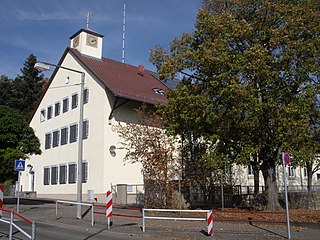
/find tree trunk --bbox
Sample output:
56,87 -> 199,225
253,162 -> 260,194
306,162 -> 313,192
261,159 -> 282,210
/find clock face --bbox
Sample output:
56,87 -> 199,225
86,34 -> 98,48
73,35 -> 79,48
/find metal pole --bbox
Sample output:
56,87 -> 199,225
31,221 -> 36,240
17,172 -> 21,214
56,201 -> 58,219
142,209 -> 145,232
282,153 -> 291,240
91,206 -> 94,226
9,211 -> 13,240
77,73 -> 85,219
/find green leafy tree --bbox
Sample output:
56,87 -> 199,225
0,105 -> 41,183
151,0 -> 319,209
0,54 -> 44,119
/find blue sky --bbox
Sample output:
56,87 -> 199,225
0,0 -> 201,79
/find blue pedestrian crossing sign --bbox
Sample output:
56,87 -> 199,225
14,159 -> 25,171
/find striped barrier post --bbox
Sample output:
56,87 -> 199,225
106,191 -> 112,229
207,210 -> 213,236
0,185 -> 4,217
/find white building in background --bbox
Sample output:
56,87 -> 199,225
20,28 -> 174,202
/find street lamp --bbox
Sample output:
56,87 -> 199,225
34,61 -> 85,219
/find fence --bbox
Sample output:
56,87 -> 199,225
55,200 -> 94,226
0,207 -> 36,240
142,208 -> 213,236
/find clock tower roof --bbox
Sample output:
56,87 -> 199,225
69,28 -> 104,40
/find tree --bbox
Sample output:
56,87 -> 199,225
0,105 -> 41,183
116,105 -> 176,208
151,0 -> 319,209
0,54 -> 44,119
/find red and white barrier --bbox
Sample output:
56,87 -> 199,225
106,191 -> 112,228
207,210 -> 213,236
0,185 -> 4,217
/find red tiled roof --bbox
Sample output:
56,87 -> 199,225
69,48 -> 168,104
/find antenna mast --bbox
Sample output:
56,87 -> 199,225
122,3 -> 126,63
86,12 -> 92,29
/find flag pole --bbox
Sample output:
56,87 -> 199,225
282,152 -> 291,240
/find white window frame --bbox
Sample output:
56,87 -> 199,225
69,123 -> 78,143
59,164 -> 67,184
40,108 -> 46,122
288,165 -> 295,178
54,101 -> 61,117
62,97 -> 69,113
83,120 -> 89,139
51,165 -> 58,185
68,162 -> 77,184
83,88 -> 89,104
71,92 -> 78,109
45,132 -> 52,150
52,129 -> 60,148
47,105 -> 53,120
43,166 -> 50,185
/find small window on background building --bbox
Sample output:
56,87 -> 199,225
82,162 -> 88,183
68,163 -> 77,184
288,165 -> 295,178
55,102 -> 61,116
83,88 -> 89,104
70,124 -> 78,143
304,167 -> 308,178
59,165 -> 67,184
83,120 -> 89,139
40,109 -> 46,122
45,132 -> 51,149
52,130 -> 59,148
60,127 -> 68,145
63,98 -> 69,113
44,167 -> 50,185
248,164 -> 254,176
51,166 -> 58,185
47,106 -> 53,120
72,93 -> 78,109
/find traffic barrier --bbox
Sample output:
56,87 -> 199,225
0,185 -> 3,217
106,191 -> 112,229
0,207 -> 36,240
207,210 -> 213,236
142,208 -> 213,236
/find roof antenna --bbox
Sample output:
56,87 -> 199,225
86,11 -> 92,29
122,3 -> 126,63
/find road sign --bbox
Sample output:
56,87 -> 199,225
14,159 -> 25,171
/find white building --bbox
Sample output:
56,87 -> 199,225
20,28 -> 172,202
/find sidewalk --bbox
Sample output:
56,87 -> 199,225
3,197 -> 319,240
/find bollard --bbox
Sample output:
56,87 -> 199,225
207,210 -> 213,236
106,191 -> 112,229
0,185 -> 3,217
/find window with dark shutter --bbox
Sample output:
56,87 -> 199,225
68,163 -> 77,184
47,106 -> 53,120
45,133 -> 51,149
83,89 -> 89,104
70,124 -> 78,143
51,166 -> 58,185
44,167 -> 50,185
61,127 -> 68,145
63,98 -> 69,113
55,102 -> 61,116
52,130 -> 59,147
59,165 -> 67,184
82,162 -> 88,183
72,93 -> 78,109
83,120 -> 89,139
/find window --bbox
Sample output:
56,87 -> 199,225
51,166 -> 58,185
304,167 -> 308,178
40,109 -> 46,122
44,167 -> 50,185
59,165 -> 67,184
82,162 -> 88,183
83,120 -> 89,139
68,163 -> 77,184
288,166 -> 295,178
63,97 -> 69,113
60,127 -> 68,145
45,132 -> 51,149
55,102 -> 61,116
52,130 -> 59,148
83,88 -> 89,104
70,124 -> 78,143
248,164 -> 253,176
72,93 -> 78,109
47,106 -> 53,120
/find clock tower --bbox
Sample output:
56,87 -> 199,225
70,29 -> 104,59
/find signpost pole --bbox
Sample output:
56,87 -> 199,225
17,172 -> 20,214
